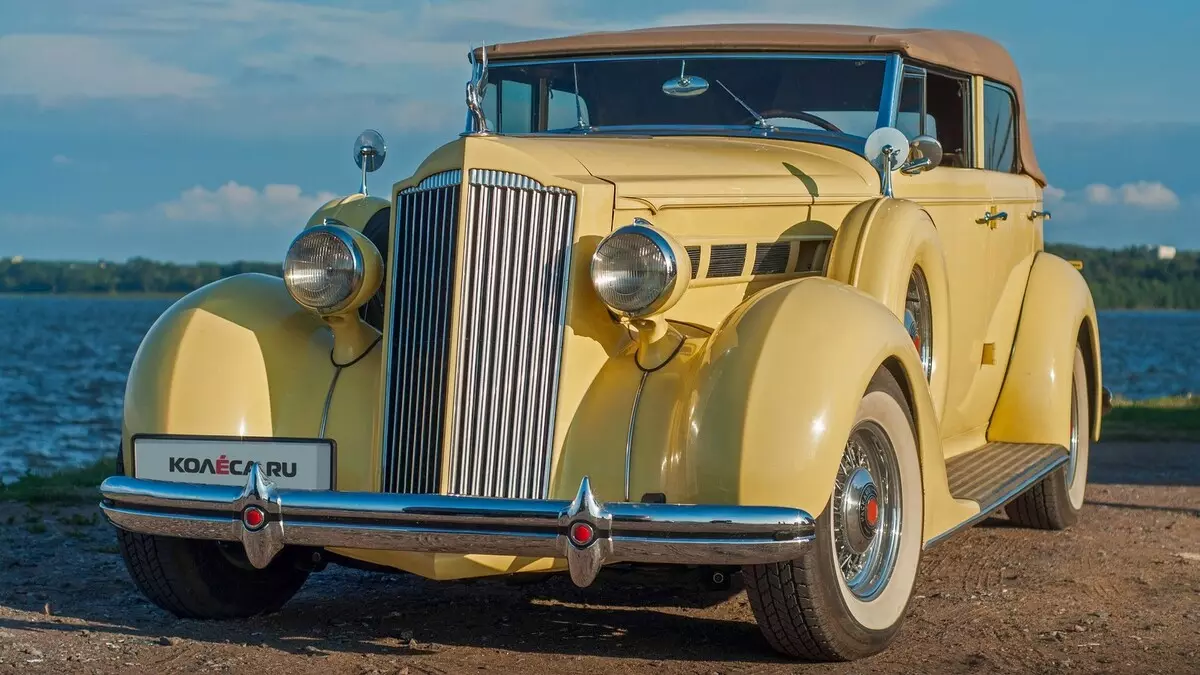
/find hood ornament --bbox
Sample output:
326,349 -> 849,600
464,44 -> 491,135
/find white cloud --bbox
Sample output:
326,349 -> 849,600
121,181 -> 338,227
1043,184 -> 1066,203
51,155 -> 72,165
1117,181 -> 1180,210
1084,181 -> 1179,210
1084,183 -> 1116,205
0,34 -> 217,104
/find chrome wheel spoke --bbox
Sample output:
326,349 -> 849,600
833,420 -> 903,601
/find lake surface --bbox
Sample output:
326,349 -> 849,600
0,296 -> 1197,481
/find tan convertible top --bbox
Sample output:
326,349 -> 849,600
479,24 -> 1044,185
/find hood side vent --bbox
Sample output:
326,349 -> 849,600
685,246 -> 701,279
753,242 -> 791,275
707,244 -> 747,278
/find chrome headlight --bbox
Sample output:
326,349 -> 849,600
284,223 -> 369,315
590,220 -> 689,318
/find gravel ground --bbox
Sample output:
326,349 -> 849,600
1,441 -> 1197,674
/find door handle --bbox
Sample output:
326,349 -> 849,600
979,211 -> 1008,228
1029,209 -> 1052,221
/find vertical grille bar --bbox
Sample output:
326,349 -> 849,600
382,168 -> 575,499
445,170 -> 576,499
382,170 -> 461,493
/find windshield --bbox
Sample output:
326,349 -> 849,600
481,55 -> 888,138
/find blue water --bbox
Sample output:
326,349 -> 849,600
0,296 -> 1196,481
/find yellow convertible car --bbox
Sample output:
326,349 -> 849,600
102,24 -> 1109,660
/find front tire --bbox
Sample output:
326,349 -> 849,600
114,447 -> 310,619
744,368 -> 923,660
1005,346 -> 1090,530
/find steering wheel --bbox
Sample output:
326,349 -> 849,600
740,109 -> 842,133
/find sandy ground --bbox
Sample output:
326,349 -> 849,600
1,441 -> 1197,675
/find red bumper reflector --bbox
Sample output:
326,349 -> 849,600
569,521 -> 595,546
242,506 -> 266,531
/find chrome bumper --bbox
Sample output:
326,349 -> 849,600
100,463 -> 815,587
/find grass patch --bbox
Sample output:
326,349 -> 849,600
0,458 -> 114,504
1103,395 -> 1200,442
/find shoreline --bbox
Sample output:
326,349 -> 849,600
2,398 -> 1196,494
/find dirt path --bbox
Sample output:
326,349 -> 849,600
2,442 -> 1197,674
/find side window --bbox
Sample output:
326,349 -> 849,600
923,71 -> 972,168
897,69 -> 938,141
483,80 -> 534,133
983,82 -> 1018,173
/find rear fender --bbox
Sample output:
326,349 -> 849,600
989,253 -> 1103,444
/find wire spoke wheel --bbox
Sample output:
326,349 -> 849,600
904,267 -> 933,380
832,420 -> 903,600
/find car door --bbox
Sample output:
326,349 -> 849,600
893,67 -> 996,444
974,79 -> 1043,429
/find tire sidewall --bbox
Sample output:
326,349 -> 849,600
809,373 -> 924,651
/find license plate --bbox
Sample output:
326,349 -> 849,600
131,435 -> 335,490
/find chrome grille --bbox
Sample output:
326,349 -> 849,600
381,168 -> 576,499
381,170 -> 461,493
446,169 -> 576,499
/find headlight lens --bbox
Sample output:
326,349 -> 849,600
284,224 -> 364,314
590,223 -> 679,317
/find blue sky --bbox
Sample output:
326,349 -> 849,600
1,0 -> 1196,262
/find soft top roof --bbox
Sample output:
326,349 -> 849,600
478,24 -> 1044,185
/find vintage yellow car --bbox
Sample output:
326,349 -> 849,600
101,24 -> 1109,660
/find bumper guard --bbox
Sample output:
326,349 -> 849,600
100,463 -> 815,586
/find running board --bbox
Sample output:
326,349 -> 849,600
926,442 -> 1068,548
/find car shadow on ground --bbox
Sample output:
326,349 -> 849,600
1,555 -> 781,663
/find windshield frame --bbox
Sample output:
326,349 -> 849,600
464,52 -> 904,154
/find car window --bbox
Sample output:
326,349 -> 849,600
547,88 -> 590,130
482,80 -> 534,133
896,71 -> 938,142
983,82 -> 1017,173
922,71 -> 972,168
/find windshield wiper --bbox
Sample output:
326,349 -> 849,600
715,79 -> 774,133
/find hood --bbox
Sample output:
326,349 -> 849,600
469,135 -> 881,210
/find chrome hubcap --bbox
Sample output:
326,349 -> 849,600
905,267 -> 933,380
833,421 -> 902,600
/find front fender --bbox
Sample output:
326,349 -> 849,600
989,253 -> 1103,444
618,276 -> 973,537
121,274 -> 379,486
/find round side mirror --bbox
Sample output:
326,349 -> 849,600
354,130 -> 387,173
865,127 -> 911,172
908,135 -> 943,170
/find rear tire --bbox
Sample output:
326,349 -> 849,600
114,447 -> 309,619
744,368 -> 923,660
1005,347 -> 1090,530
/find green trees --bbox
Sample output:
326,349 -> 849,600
0,246 -> 1195,308
1045,244 -> 1200,310
0,258 -> 281,294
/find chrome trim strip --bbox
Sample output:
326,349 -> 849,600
623,370 -> 650,502
101,465 -> 815,588
318,366 -> 342,438
402,170 -> 464,193
924,445 -> 1068,549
